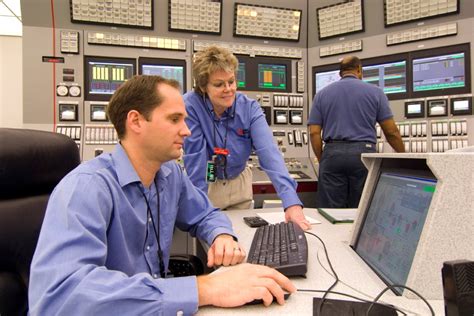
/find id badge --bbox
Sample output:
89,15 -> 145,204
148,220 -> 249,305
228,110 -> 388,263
206,160 -> 216,182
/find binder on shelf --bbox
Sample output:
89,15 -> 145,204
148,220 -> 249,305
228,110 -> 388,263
317,208 -> 357,224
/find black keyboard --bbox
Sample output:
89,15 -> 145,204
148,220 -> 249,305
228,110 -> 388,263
247,221 -> 308,277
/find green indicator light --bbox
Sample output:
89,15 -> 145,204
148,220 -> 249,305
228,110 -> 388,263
423,186 -> 436,193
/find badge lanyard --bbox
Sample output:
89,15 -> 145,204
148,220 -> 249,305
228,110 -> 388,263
141,181 -> 165,278
203,95 -> 232,182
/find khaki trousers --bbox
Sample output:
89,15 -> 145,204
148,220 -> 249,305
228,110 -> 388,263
208,166 -> 253,210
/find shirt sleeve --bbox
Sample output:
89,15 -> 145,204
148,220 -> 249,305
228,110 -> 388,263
174,164 -> 236,245
308,92 -> 323,126
28,174 -> 199,316
376,90 -> 394,122
249,100 -> 303,209
183,97 -> 210,193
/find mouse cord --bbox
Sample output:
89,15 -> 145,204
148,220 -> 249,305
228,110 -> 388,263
366,285 -> 435,316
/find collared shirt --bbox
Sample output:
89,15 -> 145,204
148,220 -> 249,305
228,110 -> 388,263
308,76 -> 393,144
29,144 -> 235,316
183,91 -> 302,209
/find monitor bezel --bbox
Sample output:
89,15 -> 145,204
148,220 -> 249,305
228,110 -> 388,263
411,43 -> 471,98
450,96 -> 473,116
138,57 -> 187,93
404,100 -> 425,119
84,56 -> 136,102
311,62 -> 340,100
361,53 -> 410,101
427,99 -> 448,117
353,162 -> 437,295
236,56 -> 292,93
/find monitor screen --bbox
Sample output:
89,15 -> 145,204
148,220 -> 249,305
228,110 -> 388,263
413,52 -> 465,92
355,170 -> 437,295
362,60 -> 407,95
84,56 -> 136,101
404,101 -> 425,118
258,63 -> 287,91
450,96 -> 472,116
139,57 -> 186,93
427,99 -> 448,117
236,62 -> 246,89
315,70 -> 341,94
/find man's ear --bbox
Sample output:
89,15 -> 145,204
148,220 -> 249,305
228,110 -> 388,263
126,110 -> 143,135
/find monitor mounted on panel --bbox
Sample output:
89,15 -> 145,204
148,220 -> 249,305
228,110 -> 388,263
235,56 -> 291,92
311,63 -> 340,100
236,61 -> 247,89
450,96 -> 472,116
138,57 -> 186,94
84,56 -> 136,102
353,163 -> 437,295
411,43 -> 471,98
362,54 -> 409,100
257,63 -> 289,92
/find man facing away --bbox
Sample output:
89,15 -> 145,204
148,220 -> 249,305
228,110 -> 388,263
28,75 -> 295,315
308,56 -> 404,208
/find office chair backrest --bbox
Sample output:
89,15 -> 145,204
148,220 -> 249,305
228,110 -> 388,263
0,128 -> 80,315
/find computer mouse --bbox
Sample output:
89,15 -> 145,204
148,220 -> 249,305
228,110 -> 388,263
245,292 -> 291,305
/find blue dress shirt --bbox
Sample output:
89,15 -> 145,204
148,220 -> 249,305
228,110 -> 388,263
29,144 -> 235,315
183,91 -> 302,209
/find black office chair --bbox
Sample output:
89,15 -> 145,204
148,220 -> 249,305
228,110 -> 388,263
0,128 -> 80,316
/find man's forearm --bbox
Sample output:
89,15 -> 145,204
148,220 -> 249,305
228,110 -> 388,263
386,134 -> 405,152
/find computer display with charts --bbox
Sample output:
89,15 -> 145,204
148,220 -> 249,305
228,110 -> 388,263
138,57 -> 186,93
411,43 -> 471,98
354,169 -> 437,295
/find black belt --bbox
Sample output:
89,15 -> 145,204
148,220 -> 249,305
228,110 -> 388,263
325,139 -> 365,143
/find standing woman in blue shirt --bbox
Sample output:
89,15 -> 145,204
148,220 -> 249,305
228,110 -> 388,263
183,45 -> 310,230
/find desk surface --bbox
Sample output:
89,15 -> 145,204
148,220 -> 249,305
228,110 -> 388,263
198,208 -> 444,315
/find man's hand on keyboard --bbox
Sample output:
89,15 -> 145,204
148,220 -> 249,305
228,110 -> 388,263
285,205 -> 311,230
197,263 -> 296,307
207,234 -> 246,267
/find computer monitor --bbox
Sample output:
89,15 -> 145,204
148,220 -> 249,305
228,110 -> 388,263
362,54 -> 408,100
236,62 -> 246,89
315,70 -> 340,94
258,63 -> 288,91
411,43 -> 471,98
404,100 -> 425,118
427,99 -> 448,117
138,57 -> 186,93
234,56 -> 291,92
312,63 -> 340,99
354,167 -> 437,295
450,96 -> 472,116
84,56 -> 136,101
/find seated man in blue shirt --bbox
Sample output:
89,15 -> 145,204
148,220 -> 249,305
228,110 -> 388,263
29,75 -> 295,315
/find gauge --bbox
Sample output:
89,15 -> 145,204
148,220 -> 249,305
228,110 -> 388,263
68,86 -> 81,97
56,85 -> 68,97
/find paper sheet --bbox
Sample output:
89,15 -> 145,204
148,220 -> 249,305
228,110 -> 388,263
318,208 -> 357,221
256,212 -> 321,225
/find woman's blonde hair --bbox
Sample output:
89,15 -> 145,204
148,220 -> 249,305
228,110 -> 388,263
192,45 -> 238,95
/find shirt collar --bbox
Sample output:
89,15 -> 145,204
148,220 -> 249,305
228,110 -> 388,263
203,94 -> 236,120
112,143 -> 172,188
341,74 -> 358,79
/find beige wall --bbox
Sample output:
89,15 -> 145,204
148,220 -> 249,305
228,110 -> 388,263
0,35 -> 22,128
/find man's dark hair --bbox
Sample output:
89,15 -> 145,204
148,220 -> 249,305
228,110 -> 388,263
339,56 -> 362,77
107,75 -> 180,139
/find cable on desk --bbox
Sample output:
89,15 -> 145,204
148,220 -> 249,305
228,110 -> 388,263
296,289 -> 407,316
366,284 -> 435,316
315,249 -> 416,315
304,231 -> 340,316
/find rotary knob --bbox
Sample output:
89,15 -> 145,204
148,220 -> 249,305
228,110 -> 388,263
56,85 -> 68,96
68,86 -> 81,97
